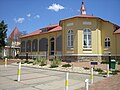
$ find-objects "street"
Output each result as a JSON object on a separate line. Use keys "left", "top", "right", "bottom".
{"left": 0, "top": 64, "right": 104, "bottom": 90}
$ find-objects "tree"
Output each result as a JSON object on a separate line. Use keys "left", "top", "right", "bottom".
{"left": 0, "top": 20, "right": 8, "bottom": 49}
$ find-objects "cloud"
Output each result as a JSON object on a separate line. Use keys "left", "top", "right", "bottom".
{"left": 34, "top": 15, "right": 40, "bottom": 19}
{"left": 27, "top": 13, "right": 31, "bottom": 17}
{"left": 48, "top": 3, "right": 64, "bottom": 12}
{"left": 14, "top": 17, "right": 25, "bottom": 23}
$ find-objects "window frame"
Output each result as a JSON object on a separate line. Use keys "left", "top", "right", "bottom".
{"left": 21, "top": 41, "right": 25, "bottom": 52}
{"left": 32, "top": 39, "right": 38, "bottom": 52}
{"left": 67, "top": 30, "right": 74, "bottom": 48}
{"left": 83, "top": 29, "right": 92, "bottom": 48}
{"left": 104, "top": 37, "right": 110, "bottom": 48}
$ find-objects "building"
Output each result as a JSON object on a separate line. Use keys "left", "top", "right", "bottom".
{"left": 20, "top": 1, "right": 120, "bottom": 62}
{"left": 3, "top": 27, "right": 21, "bottom": 58}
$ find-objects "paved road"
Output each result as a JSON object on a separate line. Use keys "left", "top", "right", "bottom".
{"left": 0, "top": 64, "right": 104, "bottom": 90}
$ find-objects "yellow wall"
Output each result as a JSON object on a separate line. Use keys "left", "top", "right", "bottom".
{"left": 115, "top": 34, "right": 120, "bottom": 55}
{"left": 20, "top": 31, "right": 62, "bottom": 56}
{"left": 101, "top": 21, "right": 116, "bottom": 55}
{"left": 21, "top": 16, "right": 120, "bottom": 59}
{"left": 61, "top": 17, "right": 103, "bottom": 55}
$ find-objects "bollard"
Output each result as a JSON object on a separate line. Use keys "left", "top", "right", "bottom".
{"left": 107, "top": 64, "right": 109, "bottom": 77}
{"left": 5, "top": 58, "right": 7, "bottom": 67}
{"left": 65, "top": 72, "right": 69, "bottom": 90}
{"left": 85, "top": 79, "right": 89, "bottom": 90}
{"left": 90, "top": 67, "right": 93, "bottom": 84}
{"left": 17, "top": 61, "right": 21, "bottom": 81}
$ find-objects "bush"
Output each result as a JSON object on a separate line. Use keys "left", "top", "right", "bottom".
{"left": 39, "top": 57, "right": 47, "bottom": 66}
{"left": 111, "top": 71, "right": 118, "bottom": 75}
{"left": 62, "top": 64, "right": 71, "bottom": 67}
{"left": 50, "top": 56, "right": 61, "bottom": 68}
{"left": 32, "top": 57, "right": 47, "bottom": 66}
{"left": 50, "top": 64, "right": 58, "bottom": 68}
{"left": 101, "top": 61, "right": 109, "bottom": 64}
{"left": 83, "top": 67, "right": 90, "bottom": 70}
{"left": 94, "top": 68, "right": 103, "bottom": 73}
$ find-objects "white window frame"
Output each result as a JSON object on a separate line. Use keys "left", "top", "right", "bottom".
{"left": 83, "top": 29, "right": 92, "bottom": 48}
{"left": 104, "top": 37, "right": 110, "bottom": 48}
{"left": 67, "top": 30, "right": 74, "bottom": 48}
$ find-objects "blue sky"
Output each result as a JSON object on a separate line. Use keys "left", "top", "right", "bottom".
{"left": 0, "top": 0, "right": 120, "bottom": 37}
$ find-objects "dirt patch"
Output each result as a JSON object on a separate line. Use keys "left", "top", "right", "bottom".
{"left": 0, "top": 59, "right": 19, "bottom": 65}
{"left": 77, "top": 74, "right": 120, "bottom": 90}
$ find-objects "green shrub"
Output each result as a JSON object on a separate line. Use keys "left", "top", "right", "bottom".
{"left": 62, "top": 64, "right": 71, "bottom": 67}
{"left": 83, "top": 67, "right": 90, "bottom": 70}
{"left": 50, "top": 65, "right": 58, "bottom": 68}
{"left": 101, "top": 61, "right": 109, "bottom": 64}
{"left": 94, "top": 68, "right": 103, "bottom": 73}
{"left": 111, "top": 71, "right": 117, "bottom": 75}
{"left": 39, "top": 57, "right": 47, "bottom": 66}
{"left": 33, "top": 57, "right": 47, "bottom": 66}
{"left": 50, "top": 56, "right": 61, "bottom": 68}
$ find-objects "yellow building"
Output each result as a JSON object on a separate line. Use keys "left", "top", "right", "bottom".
{"left": 20, "top": 1, "right": 120, "bottom": 62}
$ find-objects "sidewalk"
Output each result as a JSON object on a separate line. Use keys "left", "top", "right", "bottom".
{"left": 77, "top": 74, "right": 120, "bottom": 90}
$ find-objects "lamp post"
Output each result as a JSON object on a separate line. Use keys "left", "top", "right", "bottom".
{"left": 108, "top": 52, "right": 111, "bottom": 70}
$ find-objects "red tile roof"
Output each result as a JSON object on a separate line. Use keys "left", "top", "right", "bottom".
{"left": 21, "top": 24, "right": 62, "bottom": 38}
{"left": 114, "top": 28, "right": 120, "bottom": 34}
{"left": 60, "top": 14, "right": 101, "bottom": 21}
{"left": 8, "top": 27, "right": 21, "bottom": 41}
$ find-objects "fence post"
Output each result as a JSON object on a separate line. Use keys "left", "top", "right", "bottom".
{"left": 65, "top": 72, "right": 69, "bottom": 90}
{"left": 17, "top": 61, "right": 21, "bottom": 81}
{"left": 107, "top": 64, "right": 109, "bottom": 77}
{"left": 85, "top": 79, "right": 89, "bottom": 90}
{"left": 5, "top": 58, "right": 7, "bottom": 67}
{"left": 90, "top": 67, "right": 93, "bottom": 84}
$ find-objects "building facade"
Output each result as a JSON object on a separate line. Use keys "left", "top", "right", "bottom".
{"left": 20, "top": 2, "right": 120, "bottom": 62}
{"left": 3, "top": 27, "right": 21, "bottom": 58}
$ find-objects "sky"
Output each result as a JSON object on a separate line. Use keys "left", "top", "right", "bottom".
{"left": 0, "top": 0, "right": 120, "bottom": 37}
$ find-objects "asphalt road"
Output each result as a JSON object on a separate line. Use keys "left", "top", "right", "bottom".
{"left": 0, "top": 64, "right": 104, "bottom": 90}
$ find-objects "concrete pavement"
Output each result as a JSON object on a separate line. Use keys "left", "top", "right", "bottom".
{"left": 0, "top": 64, "right": 104, "bottom": 90}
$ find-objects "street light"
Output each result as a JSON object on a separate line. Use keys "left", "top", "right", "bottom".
{"left": 108, "top": 52, "right": 111, "bottom": 69}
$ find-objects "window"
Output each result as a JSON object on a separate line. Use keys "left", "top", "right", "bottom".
{"left": 50, "top": 38, "right": 54, "bottom": 55}
{"left": 39, "top": 38, "right": 48, "bottom": 51}
{"left": 26, "top": 40, "right": 31, "bottom": 52}
{"left": 21, "top": 41, "right": 25, "bottom": 52}
{"left": 32, "top": 39, "right": 38, "bottom": 52}
{"left": 67, "top": 30, "right": 74, "bottom": 48}
{"left": 56, "top": 35, "right": 62, "bottom": 51}
{"left": 105, "top": 37, "right": 110, "bottom": 48}
{"left": 83, "top": 29, "right": 92, "bottom": 48}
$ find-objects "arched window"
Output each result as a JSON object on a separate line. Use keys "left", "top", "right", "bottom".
{"left": 50, "top": 38, "right": 54, "bottom": 55}
{"left": 26, "top": 40, "right": 31, "bottom": 52}
{"left": 67, "top": 30, "right": 74, "bottom": 48}
{"left": 21, "top": 41, "right": 25, "bottom": 52}
{"left": 39, "top": 38, "right": 48, "bottom": 51}
{"left": 105, "top": 37, "right": 110, "bottom": 48}
{"left": 32, "top": 39, "right": 38, "bottom": 52}
{"left": 83, "top": 29, "right": 92, "bottom": 48}
{"left": 56, "top": 35, "right": 62, "bottom": 51}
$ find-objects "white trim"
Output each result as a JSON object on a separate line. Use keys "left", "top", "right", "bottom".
{"left": 83, "top": 21, "right": 92, "bottom": 25}
{"left": 63, "top": 54, "right": 102, "bottom": 56}
{"left": 19, "top": 54, "right": 120, "bottom": 57}
{"left": 66, "top": 23, "right": 74, "bottom": 27}
{"left": 83, "top": 51, "right": 92, "bottom": 53}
